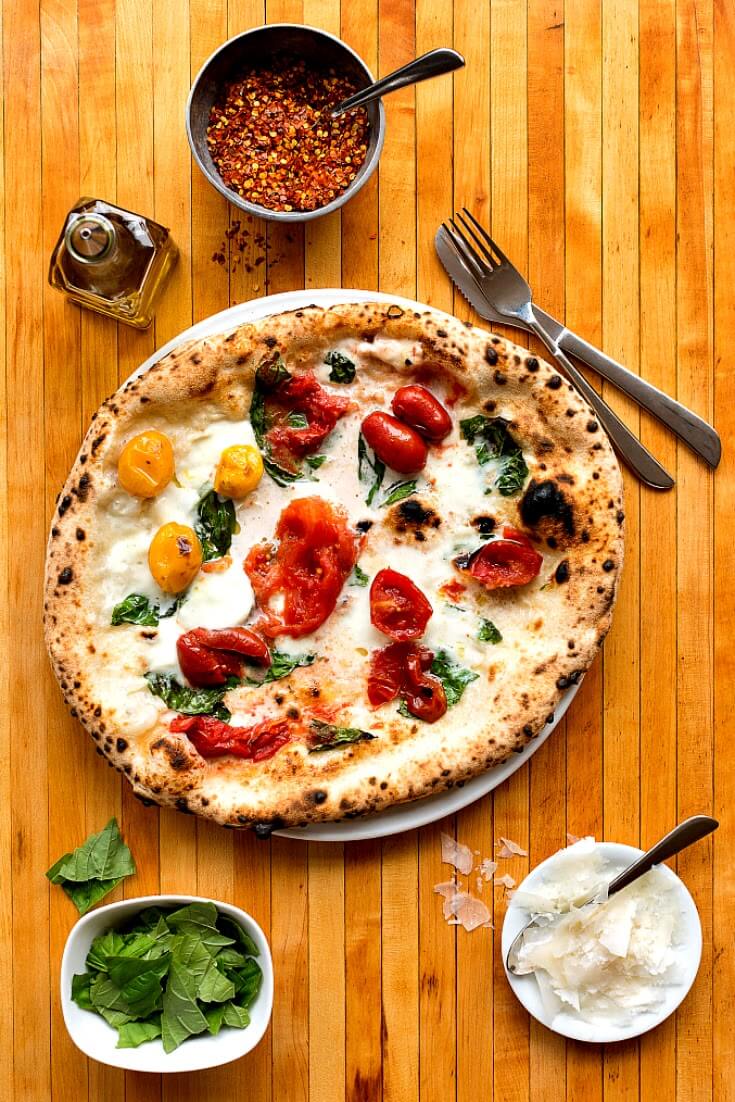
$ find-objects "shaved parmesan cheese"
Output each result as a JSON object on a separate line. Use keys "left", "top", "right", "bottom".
{"left": 479, "top": 858, "right": 498, "bottom": 881}
{"left": 441, "top": 832, "right": 474, "bottom": 875}
{"left": 496, "top": 873, "right": 516, "bottom": 890}
{"left": 512, "top": 843, "right": 686, "bottom": 1027}
{"left": 497, "top": 836, "right": 528, "bottom": 858}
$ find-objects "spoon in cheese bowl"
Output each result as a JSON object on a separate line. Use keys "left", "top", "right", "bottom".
{"left": 505, "top": 814, "right": 718, "bottom": 976}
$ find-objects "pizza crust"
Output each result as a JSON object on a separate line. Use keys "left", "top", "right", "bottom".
{"left": 44, "top": 302, "right": 624, "bottom": 832}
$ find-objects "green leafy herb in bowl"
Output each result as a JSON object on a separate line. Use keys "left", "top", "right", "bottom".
{"left": 60, "top": 894, "right": 274, "bottom": 1073}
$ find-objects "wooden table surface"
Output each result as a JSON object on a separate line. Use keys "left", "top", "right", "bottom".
{"left": 3, "top": 0, "right": 732, "bottom": 1099}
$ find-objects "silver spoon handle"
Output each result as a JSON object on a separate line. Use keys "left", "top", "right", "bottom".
{"left": 607, "top": 815, "right": 719, "bottom": 896}
{"left": 331, "top": 48, "right": 465, "bottom": 117}
{"left": 527, "top": 318, "right": 675, "bottom": 490}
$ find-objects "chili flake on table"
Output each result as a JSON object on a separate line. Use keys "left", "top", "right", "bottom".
{"left": 206, "top": 57, "right": 370, "bottom": 213}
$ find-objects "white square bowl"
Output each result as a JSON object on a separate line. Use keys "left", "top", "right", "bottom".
{"left": 60, "top": 894, "right": 273, "bottom": 1073}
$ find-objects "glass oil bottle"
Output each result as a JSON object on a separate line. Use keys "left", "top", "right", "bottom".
{"left": 48, "top": 197, "right": 178, "bottom": 329}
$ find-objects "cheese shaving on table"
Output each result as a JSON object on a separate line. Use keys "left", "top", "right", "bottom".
{"left": 441, "top": 832, "right": 474, "bottom": 875}
{"left": 479, "top": 858, "right": 498, "bottom": 881}
{"left": 511, "top": 840, "right": 686, "bottom": 1027}
{"left": 496, "top": 873, "right": 516, "bottom": 890}
{"left": 445, "top": 892, "right": 493, "bottom": 931}
{"left": 497, "top": 836, "right": 528, "bottom": 858}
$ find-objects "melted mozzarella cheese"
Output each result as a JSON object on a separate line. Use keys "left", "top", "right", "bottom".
{"left": 178, "top": 565, "right": 254, "bottom": 630}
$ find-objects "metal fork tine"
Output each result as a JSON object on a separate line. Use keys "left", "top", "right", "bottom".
{"left": 448, "top": 216, "right": 490, "bottom": 275}
{"left": 455, "top": 210, "right": 496, "bottom": 267}
{"left": 441, "top": 221, "right": 486, "bottom": 283}
{"left": 461, "top": 207, "right": 510, "bottom": 267}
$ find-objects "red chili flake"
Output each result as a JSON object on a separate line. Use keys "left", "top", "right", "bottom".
{"left": 206, "top": 56, "right": 370, "bottom": 213}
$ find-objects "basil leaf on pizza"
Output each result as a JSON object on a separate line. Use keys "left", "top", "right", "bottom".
{"left": 195, "top": 490, "right": 237, "bottom": 561}
{"left": 308, "top": 720, "right": 377, "bottom": 752}
{"left": 430, "top": 650, "right": 479, "bottom": 707}
{"left": 111, "top": 593, "right": 181, "bottom": 627}
{"left": 325, "top": 349, "right": 356, "bottom": 383}
{"left": 111, "top": 593, "right": 159, "bottom": 626}
{"left": 460, "top": 414, "right": 529, "bottom": 496}
{"left": 478, "top": 618, "right": 503, "bottom": 644}
{"left": 45, "top": 302, "right": 622, "bottom": 830}
{"left": 358, "top": 432, "right": 386, "bottom": 505}
{"left": 144, "top": 672, "right": 236, "bottom": 721}
{"left": 381, "top": 479, "right": 418, "bottom": 507}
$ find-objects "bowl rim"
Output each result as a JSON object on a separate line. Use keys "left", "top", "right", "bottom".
{"left": 60, "top": 893, "right": 274, "bottom": 1073}
{"left": 501, "top": 841, "right": 703, "bottom": 1044}
{"left": 185, "top": 22, "right": 387, "bottom": 223}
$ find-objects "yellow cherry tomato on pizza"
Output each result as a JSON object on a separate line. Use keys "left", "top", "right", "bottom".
{"left": 214, "top": 444, "right": 264, "bottom": 499}
{"left": 148, "top": 522, "right": 202, "bottom": 594}
{"left": 117, "top": 430, "right": 174, "bottom": 498}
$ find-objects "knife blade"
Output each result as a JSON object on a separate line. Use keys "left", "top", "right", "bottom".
{"left": 435, "top": 227, "right": 721, "bottom": 468}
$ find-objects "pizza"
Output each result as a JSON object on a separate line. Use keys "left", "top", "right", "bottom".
{"left": 44, "top": 302, "right": 624, "bottom": 833}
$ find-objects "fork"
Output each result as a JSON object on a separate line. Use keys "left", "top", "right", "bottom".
{"left": 441, "top": 209, "right": 675, "bottom": 490}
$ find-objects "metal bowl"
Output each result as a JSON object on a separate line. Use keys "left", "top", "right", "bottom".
{"left": 186, "top": 24, "right": 386, "bottom": 223}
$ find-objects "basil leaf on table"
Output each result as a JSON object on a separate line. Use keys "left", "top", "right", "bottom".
{"left": 195, "top": 490, "right": 237, "bottom": 562}
{"left": 46, "top": 818, "right": 136, "bottom": 915}
{"left": 325, "top": 349, "right": 356, "bottom": 384}
{"left": 308, "top": 720, "right": 377, "bottom": 752}
{"left": 144, "top": 671, "right": 236, "bottom": 721}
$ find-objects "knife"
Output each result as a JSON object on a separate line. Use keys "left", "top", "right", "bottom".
{"left": 435, "top": 228, "right": 721, "bottom": 469}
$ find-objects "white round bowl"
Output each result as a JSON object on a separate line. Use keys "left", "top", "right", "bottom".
{"left": 60, "top": 894, "right": 273, "bottom": 1073}
{"left": 501, "top": 842, "right": 702, "bottom": 1044}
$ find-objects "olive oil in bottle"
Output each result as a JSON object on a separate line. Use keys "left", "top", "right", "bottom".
{"left": 48, "top": 197, "right": 178, "bottom": 329}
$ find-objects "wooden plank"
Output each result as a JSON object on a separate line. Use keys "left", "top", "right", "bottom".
{"left": 415, "top": 3, "right": 457, "bottom": 1101}
{"left": 40, "top": 2, "right": 90, "bottom": 1100}
{"left": 563, "top": 3, "right": 603, "bottom": 1094}
{"left": 376, "top": 5, "right": 420, "bottom": 1101}
{"left": 638, "top": 1, "right": 678, "bottom": 1099}
{"left": 601, "top": 0, "right": 641, "bottom": 1098}
{"left": 345, "top": 841, "right": 383, "bottom": 1102}
{"left": 0, "top": 3, "right": 9, "bottom": 1099}
{"left": 527, "top": 4, "right": 566, "bottom": 1098}
{"left": 5, "top": 0, "right": 51, "bottom": 1097}
{"left": 452, "top": 1, "right": 494, "bottom": 1096}
{"left": 675, "top": 3, "right": 715, "bottom": 1102}
{"left": 489, "top": 2, "right": 530, "bottom": 1100}
{"left": 712, "top": 3, "right": 735, "bottom": 1099}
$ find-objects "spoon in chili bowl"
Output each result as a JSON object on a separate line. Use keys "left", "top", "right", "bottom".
{"left": 331, "top": 48, "right": 465, "bottom": 117}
